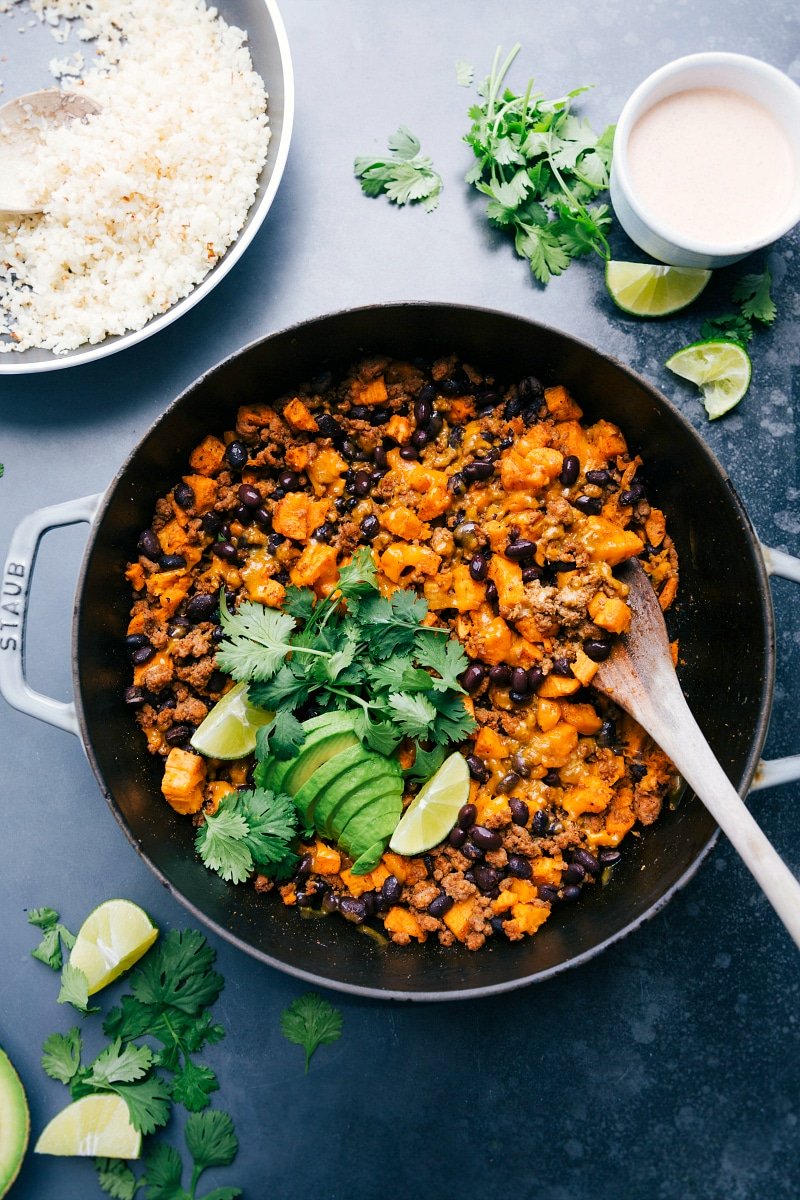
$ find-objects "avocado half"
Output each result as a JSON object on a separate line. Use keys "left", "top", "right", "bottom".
{"left": 0, "top": 1047, "right": 29, "bottom": 1198}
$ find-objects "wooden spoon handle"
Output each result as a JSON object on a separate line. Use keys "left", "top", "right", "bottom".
{"left": 646, "top": 688, "right": 800, "bottom": 949}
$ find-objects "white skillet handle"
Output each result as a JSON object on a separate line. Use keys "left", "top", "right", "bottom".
{"left": 752, "top": 544, "right": 800, "bottom": 791}
{"left": 0, "top": 494, "right": 102, "bottom": 736}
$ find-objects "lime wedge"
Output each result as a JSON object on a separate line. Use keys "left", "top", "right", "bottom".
{"left": 665, "top": 339, "right": 752, "bottom": 419}
{"left": 69, "top": 900, "right": 158, "bottom": 996}
{"left": 35, "top": 1095, "right": 141, "bottom": 1158}
{"left": 606, "top": 261, "right": 711, "bottom": 317}
{"left": 0, "top": 1048, "right": 29, "bottom": 1197}
{"left": 389, "top": 752, "right": 470, "bottom": 856}
{"left": 190, "top": 680, "right": 273, "bottom": 759}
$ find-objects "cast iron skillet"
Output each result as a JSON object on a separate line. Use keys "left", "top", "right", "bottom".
{"left": 1, "top": 306, "right": 788, "bottom": 998}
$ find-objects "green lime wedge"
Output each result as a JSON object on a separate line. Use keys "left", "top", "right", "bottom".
{"left": 69, "top": 899, "right": 158, "bottom": 995}
{"left": 388, "top": 751, "right": 470, "bottom": 856}
{"left": 605, "top": 261, "right": 711, "bottom": 317}
{"left": 665, "top": 339, "right": 752, "bottom": 419}
{"left": 190, "top": 680, "right": 273, "bottom": 759}
{"left": 35, "top": 1095, "right": 141, "bottom": 1158}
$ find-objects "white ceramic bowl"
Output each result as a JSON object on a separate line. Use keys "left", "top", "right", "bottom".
{"left": 610, "top": 52, "right": 800, "bottom": 268}
{"left": 0, "top": 0, "right": 294, "bottom": 375}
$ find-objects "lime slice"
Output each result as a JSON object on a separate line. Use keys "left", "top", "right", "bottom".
{"left": 389, "top": 752, "right": 470, "bottom": 856}
{"left": 665, "top": 339, "right": 752, "bottom": 419}
{"left": 0, "top": 1048, "right": 29, "bottom": 1197}
{"left": 35, "top": 1095, "right": 141, "bottom": 1158}
{"left": 606, "top": 261, "right": 711, "bottom": 317}
{"left": 69, "top": 900, "right": 158, "bottom": 996}
{"left": 190, "top": 680, "right": 273, "bottom": 759}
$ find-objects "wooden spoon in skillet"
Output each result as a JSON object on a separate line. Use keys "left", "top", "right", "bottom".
{"left": 593, "top": 558, "right": 800, "bottom": 949}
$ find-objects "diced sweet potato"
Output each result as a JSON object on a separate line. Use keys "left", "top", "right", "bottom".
{"left": 475, "top": 792, "right": 512, "bottom": 827}
{"left": 577, "top": 516, "right": 644, "bottom": 567}
{"left": 341, "top": 863, "right": 390, "bottom": 897}
{"left": 204, "top": 781, "right": 235, "bottom": 815}
{"left": 423, "top": 570, "right": 455, "bottom": 611}
{"left": 312, "top": 841, "right": 342, "bottom": 874}
{"left": 488, "top": 556, "right": 525, "bottom": 607}
{"left": 384, "top": 906, "right": 427, "bottom": 942}
{"left": 645, "top": 508, "right": 667, "bottom": 548}
{"left": 537, "top": 673, "right": 581, "bottom": 698}
{"left": 290, "top": 543, "right": 338, "bottom": 590}
{"left": 452, "top": 563, "right": 485, "bottom": 612}
{"left": 589, "top": 593, "right": 632, "bottom": 634}
{"left": 474, "top": 726, "right": 508, "bottom": 760}
{"left": 526, "top": 722, "right": 579, "bottom": 767}
{"left": 285, "top": 445, "right": 311, "bottom": 473}
{"left": 125, "top": 563, "right": 146, "bottom": 591}
{"left": 161, "top": 747, "right": 206, "bottom": 815}
{"left": 381, "top": 851, "right": 412, "bottom": 883}
{"left": 283, "top": 397, "right": 319, "bottom": 432}
{"left": 443, "top": 898, "right": 477, "bottom": 942}
{"left": 507, "top": 902, "right": 550, "bottom": 936}
{"left": 385, "top": 415, "right": 412, "bottom": 443}
{"left": 380, "top": 505, "right": 428, "bottom": 541}
{"left": 493, "top": 890, "right": 517, "bottom": 914}
{"left": 272, "top": 492, "right": 311, "bottom": 540}
{"left": 461, "top": 606, "right": 513, "bottom": 665}
{"left": 417, "top": 485, "right": 450, "bottom": 521}
{"left": 544, "top": 384, "right": 582, "bottom": 421}
{"left": 500, "top": 445, "right": 563, "bottom": 492}
{"left": 531, "top": 855, "right": 565, "bottom": 885}
{"left": 307, "top": 447, "right": 347, "bottom": 496}
{"left": 509, "top": 878, "right": 539, "bottom": 903}
{"left": 353, "top": 376, "right": 389, "bottom": 406}
{"left": 379, "top": 543, "right": 441, "bottom": 584}
{"left": 561, "top": 777, "right": 614, "bottom": 818}
{"left": 560, "top": 701, "right": 603, "bottom": 734}
{"left": 536, "top": 697, "right": 562, "bottom": 732}
{"left": 189, "top": 435, "right": 226, "bottom": 477}
{"left": 571, "top": 647, "right": 599, "bottom": 686}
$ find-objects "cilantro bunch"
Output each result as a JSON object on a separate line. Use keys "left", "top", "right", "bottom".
{"left": 215, "top": 548, "right": 476, "bottom": 765}
{"left": 354, "top": 126, "right": 443, "bottom": 212}
{"left": 463, "top": 44, "right": 615, "bottom": 283}
{"left": 195, "top": 787, "right": 299, "bottom": 885}
{"left": 701, "top": 267, "right": 777, "bottom": 345}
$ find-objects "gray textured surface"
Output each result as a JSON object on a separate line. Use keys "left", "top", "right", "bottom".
{"left": 1, "top": 1, "right": 799, "bottom": 1197}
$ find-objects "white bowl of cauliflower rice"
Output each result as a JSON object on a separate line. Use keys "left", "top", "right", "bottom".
{"left": 0, "top": 0, "right": 293, "bottom": 373}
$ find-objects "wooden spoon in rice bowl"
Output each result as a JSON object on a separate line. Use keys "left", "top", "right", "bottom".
{"left": 0, "top": 88, "right": 101, "bottom": 216}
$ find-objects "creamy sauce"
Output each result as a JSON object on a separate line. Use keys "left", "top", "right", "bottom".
{"left": 627, "top": 87, "right": 796, "bottom": 245}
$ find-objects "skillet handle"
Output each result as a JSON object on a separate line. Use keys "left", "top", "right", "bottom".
{"left": 0, "top": 494, "right": 102, "bottom": 736}
{"left": 752, "top": 544, "right": 800, "bottom": 790}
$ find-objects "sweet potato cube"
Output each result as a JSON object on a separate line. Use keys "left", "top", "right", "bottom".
{"left": 579, "top": 516, "right": 644, "bottom": 567}
{"left": 285, "top": 445, "right": 311, "bottom": 473}
{"left": 560, "top": 701, "right": 603, "bottom": 735}
{"left": 509, "top": 902, "right": 550, "bottom": 936}
{"left": 589, "top": 593, "right": 632, "bottom": 634}
{"left": 561, "top": 777, "right": 614, "bottom": 819}
{"left": 443, "top": 898, "right": 477, "bottom": 942}
{"left": 537, "top": 673, "right": 581, "bottom": 699}
{"left": 531, "top": 855, "right": 565, "bottom": 885}
{"left": 384, "top": 906, "right": 427, "bottom": 943}
{"left": 307, "top": 447, "right": 348, "bottom": 495}
{"left": 475, "top": 792, "right": 512, "bottom": 827}
{"left": 488, "top": 556, "right": 525, "bottom": 607}
{"left": 465, "top": 606, "right": 513, "bottom": 665}
{"left": 283, "top": 398, "right": 319, "bottom": 432}
{"left": 189, "top": 435, "right": 226, "bottom": 477}
{"left": 380, "top": 505, "right": 428, "bottom": 542}
{"left": 571, "top": 648, "right": 599, "bottom": 686}
{"left": 353, "top": 376, "right": 389, "bottom": 406}
{"left": 379, "top": 543, "right": 441, "bottom": 584}
{"left": 417, "top": 485, "right": 450, "bottom": 521}
{"left": 161, "top": 748, "right": 206, "bottom": 815}
{"left": 204, "top": 781, "right": 235, "bottom": 815}
{"left": 544, "top": 385, "right": 582, "bottom": 421}
{"left": 474, "top": 726, "right": 508, "bottom": 760}
{"left": 492, "top": 890, "right": 517, "bottom": 914}
{"left": 311, "top": 841, "right": 342, "bottom": 875}
{"left": 273, "top": 492, "right": 312, "bottom": 540}
{"left": 182, "top": 474, "right": 218, "bottom": 514}
{"left": 500, "top": 445, "right": 563, "bottom": 492}
{"left": 509, "top": 878, "right": 538, "bottom": 903}
{"left": 453, "top": 564, "right": 485, "bottom": 612}
{"left": 537, "top": 697, "right": 562, "bottom": 732}
{"left": 526, "top": 722, "right": 579, "bottom": 767}
{"left": 125, "top": 563, "right": 146, "bottom": 591}
{"left": 341, "top": 863, "right": 390, "bottom": 897}
{"left": 386, "top": 415, "right": 412, "bottom": 443}
{"left": 381, "top": 851, "right": 411, "bottom": 884}
{"left": 290, "top": 543, "right": 338, "bottom": 589}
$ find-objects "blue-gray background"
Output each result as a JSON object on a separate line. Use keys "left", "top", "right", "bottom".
{"left": 1, "top": 2, "right": 798, "bottom": 1197}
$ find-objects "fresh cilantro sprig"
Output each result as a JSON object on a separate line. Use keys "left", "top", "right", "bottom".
{"left": 700, "top": 267, "right": 777, "bottom": 345}
{"left": 280, "top": 992, "right": 343, "bottom": 1073}
{"left": 95, "top": 1110, "right": 241, "bottom": 1200}
{"left": 195, "top": 788, "right": 299, "bottom": 885}
{"left": 28, "top": 906, "right": 76, "bottom": 971}
{"left": 355, "top": 126, "right": 443, "bottom": 212}
{"left": 463, "top": 43, "right": 614, "bottom": 283}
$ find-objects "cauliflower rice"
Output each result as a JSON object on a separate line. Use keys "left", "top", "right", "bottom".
{"left": 0, "top": 0, "right": 271, "bottom": 354}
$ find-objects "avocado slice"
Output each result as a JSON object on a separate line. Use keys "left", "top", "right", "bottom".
{"left": 350, "top": 839, "right": 390, "bottom": 876}
{"left": 321, "top": 761, "right": 402, "bottom": 840}
{"left": 292, "top": 744, "right": 374, "bottom": 824}
{"left": 257, "top": 712, "right": 359, "bottom": 795}
{"left": 0, "top": 1047, "right": 29, "bottom": 1199}
{"left": 338, "top": 794, "right": 404, "bottom": 856}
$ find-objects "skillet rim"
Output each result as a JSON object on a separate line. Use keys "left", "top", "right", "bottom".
{"left": 70, "top": 302, "right": 776, "bottom": 1000}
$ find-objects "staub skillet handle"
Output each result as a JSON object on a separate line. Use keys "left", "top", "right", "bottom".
{"left": 0, "top": 493, "right": 102, "bottom": 736}
{"left": 753, "top": 545, "right": 800, "bottom": 790}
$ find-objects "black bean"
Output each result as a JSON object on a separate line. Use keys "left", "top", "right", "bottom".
{"left": 368, "top": 408, "right": 391, "bottom": 427}
{"left": 423, "top": 854, "right": 435, "bottom": 876}
{"left": 159, "top": 553, "right": 186, "bottom": 571}
{"left": 584, "top": 638, "right": 612, "bottom": 662}
{"left": 201, "top": 512, "right": 222, "bottom": 535}
{"left": 453, "top": 521, "right": 479, "bottom": 549}
{"left": 448, "top": 827, "right": 467, "bottom": 849}
{"left": 441, "top": 370, "right": 469, "bottom": 396}
{"left": 463, "top": 460, "right": 494, "bottom": 483}
{"left": 137, "top": 529, "right": 161, "bottom": 559}
{"left": 629, "top": 761, "right": 647, "bottom": 782}
{"left": 126, "top": 633, "right": 149, "bottom": 652}
{"left": 360, "top": 514, "right": 380, "bottom": 541}
{"left": 522, "top": 565, "right": 543, "bottom": 584}
{"left": 417, "top": 380, "right": 437, "bottom": 404}
{"left": 465, "top": 755, "right": 490, "bottom": 784}
{"left": 225, "top": 440, "right": 247, "bottom": 470}
{"left": 321, "top": 891, "right": 339, "bottom": 914}
{"left": 532, "top": 809, "right": 550, "bottom": 836}
{"left": 464, "top": 869, "right": 476, "bottom": 884}
{"left": 597, "top": 719, "right": 616, "bottom": 749}
{"left": 370, "top": 469, "right": 386, "bottom": 486}
{"left": 485, "top": 580, "right": 499, "bottom": 606}
{"left": 488, "top": 665, "right": 512, "bottom": 687}
{"left": 350, "top": 470, "right": 369, "bottom": 497}
{"left": 459, "top": 664, "right": 486, "bottom": 694}
{"left": 560, "top": 455, "right": 580, "bottom": 487}
{"left": 165, "top": 724, "right": 193, "bottom": 746}
{"left": 620, "top": 482, "right": 645, "bottom": 506}
{"left": 564, "top": 862, "right": 586, "bottom": 885}
{"left": 315, "top": 413, "right": 340, "bottom": 439}
{"left": 272, "top": 487, "right": 286, "bottom": 500}
{"left": 428, "top": 892, "right": 454, "bottom": 919}
{"left": 511, "top": 666, "right": 529, "bottom": 694}
{"left": 312, "top": 523, "right": 335, "bottom": 543}
{"left": 174, "top": 481, "right": 194, "bottom": 510}
{"left": 496, "top": 772, "right": 521, "bottom": 796}
{"left": 414, "top": 394, "right": 433, "bottom": 426}
{"left": 207, "top": 670, "right": 227, "bottom": 692}
{"left": 381, "top": 875, "right": 403, "bottom": 905}
{"left": 552, "top": 657, "right": 573, "bottom": 678}
{"left": 234, "top": 505, "right": 254, "bottom": 526}
{"left": 542, "top": 769, "right": 561, "bottom": 787}
{"left": 448, "top": 471, "right": 467, "bottom": 496}
{"left": 458, "top": 802, "right": 478, "bottom": 828}
{"left": 489, "top": 916, "right": 507, "bottom": 935}
{"left": 586, "top": 469, "right": 612, "bottom": 486}
{"left": 518, "top": 375, "right": 544, "bottom": 402}
{"left": 573, "top": 848, "right": 600, "bottom": 875}
{"left": 361, "top": 890, "right": 379, "bottom": 917}
{"left": 373, "top": 445, "right": 388, "bottom": 468}
{"left": 598, "top": 849, "right": 622, "bottom": 867}
{"left": 278, "top": 470, "right": 300, "bottom": 491}
{"left": 471, "top": 825, "right": 502, "bottom": 851}
{"left": 506, "top": 538, "right": 536, "bottom": 562}
{"left": 167, "top": 617, "right": 190, "bottom": 637}
{"left": 510, "top": 753, "right": 530, "bottom": 781}
{"left": 123, "top": 686, "right": 148, "bottom": 707}
{"left": 349, "top": 406, "right": 370, "bottom": 422}
{"left": 560, "top": 884, "right": 582, "bottom": 904}
{"left": 295, "top": 853, "right": 313, "bottom": 878}
{"left": 510, "top": 690, "right": 530, "bottom": 705}
{"left": 469, "top": 553, "right": 488, "bottom": 582}
{"left": 212, "top": 541, "right": 238, "bottom": 562}
{"left": 268, "top": 532, "right": 285, "bottom": 551}
{"left": 538, "top": 884, "right": 559, "bottom": 903}
{"left": 131, "top": 645, "right": 154, "bottom": 666}
{"left": 521, "top": 406, "right": 541, "bottom": 426}
{"left": 212, "top": 625, "right": 225, "bottom": 642}
{"left": 527, "top": 666, "right": 544, "bottom": 693}
{"left": 339, "top": 897, "right": 367, "bottom": 924}
{"left": 399, "top": 446, "right": 418, "bottom": 461}
{"left": 507, "top": 855, "right": 532, "bottom": 879}
{"left": 238, "top": 483, "right": 261, "bottom": 508}
{"left": 509, "top": 798, "right": 530, "bottom": 827}
{"left": 573, "top": 495, "right": 602, "bottom": 515}
{"left": 473, "top": 864, "right": 501, "bottom": 893}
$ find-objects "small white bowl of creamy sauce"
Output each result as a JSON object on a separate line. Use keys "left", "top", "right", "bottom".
{"left": 610, "top": 53, "right": 800, "bottom": 268}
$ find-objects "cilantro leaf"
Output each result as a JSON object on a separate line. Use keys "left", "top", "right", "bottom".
{"left": 28, "top": 906, "right": 60, "bottom": 928}
{"left": 129, "top": 930, "right": 224, "bottom": 1018}
{"left": 142, "top": 1143, "right": 186, "bottom": 1200}
{"left": 88, "top": 1039, "right": 154, "bottom": 1086}
{"left": 108, "top": 1077, "right": 172, "bottom": 1137}
{"left": 95, "top": 1158, "right": 141, "bottom": 1200}
{"left": 281, "top": 586, "right": 317, "bottom": 624}
{"left": 41, "top": 1027, "right": 82, "bottom": 1084}
{"left": 28, "top": 906, "right": 75, "bottom": 970}
{"left": 215, "top": 596, "right": 298, "bottom": 682}
{"left": 196, "top": 803, "right": 253, "bottom": 885}
{"left": 700, "top": 313, "right": 753, "bottom": 345}
{"left": 196, "top": 788, "right": 298, "bottom": 883}
{"left": 280, "top": 993, "right": 343, "bottom": 1072}
{"left": 254, "top": 710, "right": 306, "bottom": 760}
{"left": 335, "top": 547, "right": 379, "bottom": 597}
{"left": 355, "top": 126, "right": 443, "bottom": 212}
{"left": 351, "top": 709, "right": 403, "bottom": 756}
{"left": 387, "top": 691, "right": 437, "bottom": 738}
{"left": 414, "top": 631, "right": 468, "bottom": 693}
{"left": 456, "top": 60, "right": 474, "bottom": 87}
{"left": 367, "top": 656, "right": 433, "bottom": 693}
{"left": 403, "top": 744, "right": 447, "bottom": 784}
{"left": 57, "top": 963, "right": 99, "bottom": 1014}
{"left": 429, "top": 691, "right": 477, "bottom": 746}
{"left": 732, "top": 268, "right": 776, "bottom": 326}
{"left": 357, "top": 589, "right": 430, "bottom": 658}
{"left": 170, "top": 1058, "right": 219, "bottom": 1112}
{"left": 238, "top": 789, "right": 299, "bottom": 866}
{"left": 184, "top": 1110, "right": 238, "bottom": 1173}
{"left": 249, "top": 664, "right": 311, "bottom": 713}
